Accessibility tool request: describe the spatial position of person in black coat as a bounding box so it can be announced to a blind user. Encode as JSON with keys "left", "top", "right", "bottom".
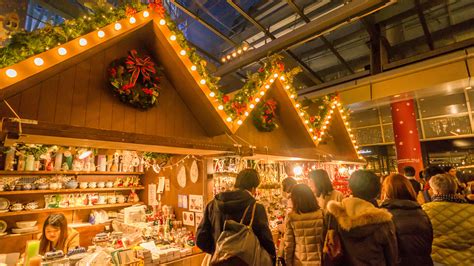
{"left": 403, "top": 166, "right": 422, "bottom": 195}
{"left": 380, "top": 174, "right": 433, "bottom": 266}
{"left": 196, "top": 168, "right": 276, "bottom": 262}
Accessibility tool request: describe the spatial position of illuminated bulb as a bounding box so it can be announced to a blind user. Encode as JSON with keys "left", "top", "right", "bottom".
{"left": 299, "top": 112, "right": 304, "bottom": 117}
{"left": 318, "top": 138, "right": 322, "bottom": 141}
{"left": 114, "top": 22, "right": 122, "bottom": 30}
{"left": 221, "top": 58, "right": 226, "bottom": 63}
{"left": 339, "top": 109, "right": 344, "bottom": 113}
{"left": 331, "top": 105, "right": 336, "bottom": 109}
{"left": 345, "top": 122, "right": 349, "bottom": 126}
{"left": 243, "top": 46, "right": 248, "bottom": 51}
{"left": 245, "top": 112, "right": 249, "bottom": 116}
{"left": 232, "top": 52, "right": 237, "bottom": 57}
{"left": 269, "top": 79, "right": 274, "bottom": 83}
{"left": 305, "top": 120, "right": 309, "bottom": 124}
{"left": 34, "top": 57, "right": 44, "bottom": 66}
{"left": 129, "top": 17, "right": 136, "bottom": 24}
{"left": 200, "top": 79, "right": 206, "bottom": 85}
{"left": 285, "top": 85, "right": 290, "bottom": 90}
{"left": 330, "top": 110, "right": 334, "bottom": 114}
{"left": 237, "top": 120, "right": 243, "bottom": 125}
{"left": 265, "top": 85, "right": 270, "bottom": 89}
{"left": 327, "top": 115, "right": 331, "bottom": 119}
{"left": 337, "top": 102, "right": 341, "bottom": 106}
{"left": 180, "top": 50, "right": 186, "bottom": 56}
{"left": 325, "top": 121, "right": 329, "bottom": 124}
{"left": 323, "top": 125, "right": 327, "bottom": 129}
{"left": 190, "top": 65, "right": 197, "bottom": 71}
{"left": 293, "top": 166, "right": 303, "bottom": 176}
{"left": 290, "top": 94, "right": 295, "bottom": 99}
{"left": 295, "top": 103, "right": 300, "bottom": 108}
{"left": 352, "top": 140, "right": 356, "bottom": 143}
{"left": 313, "top": 136, "right": 317, "bottom": 140}
{"left": 58, "top": 47, "right": 67, "bottom": 56}
{"left": 309, "top": 128, "right": 313, "bottom": 132}
{"left": 226, "top": 117, "right": 232, "bottom": 122}
{"left": 79, "top": 38, "right": 87, "bottom": 46}
{"left": 348, "top": 128, "right": 352, "bottom": 132}
{"left": 209, "top": 92, "right": 215, "bottom": 97}
{"left": 170, "top": 35, "right": 176, "bottom": 41}
{"left": 350, "top": 134, "right": 354, "bottom": 138}
{"left": 342, "top": 116, "right": 347, "bottom": 120}
{"left": 273, "top": 73, "right": 278, "bottom": 78}
{"left": 255, "top": 98, "right": 260, "bottom": 102}
{"left": 237, "top": 49, "right": 242, "bottom": 54}
{"left": 159, "top": 19, "right": 166, "bottom": 25}
{"left": 355, "top": 146, "right": 359, "bottom": 149}
{"left": 5, "top": 69, "right": 17, "bottom": 78}
{"left": 250, "top": 104, "right": 255, "bottom": 109}
{"left": 97, "top": 30, "right": 105, "bottom": 38}
{"left": 226, "top": 55, "right": 231, "bottom": 60}
{"left": 321, "top": 131, "right": 325, "bottom": 135}
{"left": 143, "top": 11, "right": 150, "bottom": 17}
{"left": 280, "top": 76, "right": 285, "bottom": 81}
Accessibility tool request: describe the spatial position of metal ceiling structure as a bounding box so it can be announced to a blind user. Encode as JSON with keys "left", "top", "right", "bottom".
{"left": 19, "top": 0, "right": 474, "bottom": 95}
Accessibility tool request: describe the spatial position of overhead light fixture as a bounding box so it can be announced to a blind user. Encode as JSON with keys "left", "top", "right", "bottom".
{"left": 293, "top": 165, "right": 303, "bottom": 176}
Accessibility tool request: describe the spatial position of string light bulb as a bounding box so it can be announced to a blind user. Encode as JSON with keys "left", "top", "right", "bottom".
{"left": 285, "top": 85, "right": 290, "bottom": 90}
{"left": 114, "top": 22, "right": 122, "bottom": 30}
{"left": 58, "top": 47, "right": 67, "bottom": 56}
{"left": 232, "top": 52, "right": 237, "bottom": 57}
{"left": 226, "top": 117, "right": 232, "bottom": 122}
{"left": 5, "top": 69, "right": 17, "bottom": 78}
{"left": 265, "top": 85, "right": 270, "bottom": 89}
{"left": 255, "top": 98, "right": 260, "bottom": 102}
{"left": 250, "top": 104, "right": 255, "bottom": 109}
{"left": 159, "top": 19, "right": 166, "bottom": 25}
{"left": 226, "top": 55, "right": 231, "bottom": 60}
{"left": 221, "top": 58, "right": 226, "bottom": 63}
{"left": 180, "top": 50, "right": 186, "bottom": 56}
{"left": 270, "top": 79, "right": 274, "bottom": 83}
{"left": 280, "top": 76, "right": 285, "bottom": 81}
{"left": 143, "top": 11, "right": 150, "bottom": 17}
{"left": 97, "top": 30, "right": 105, "bottom": 38}
{"left": 295, "top": 103, "right": 300, "bottom": 108}
{"left": 299, "top": 112, "right": 304, "bottom": 117}
{"left": 190, "top": 65, "right": 197, "bottom": 71}
{"left": 273, "top": 73, "right": 278, "bottom": 78}
{"left": 237, "top": 120, "right": 243, "bottom": 125}
{"left": 245, "top": 112, "right": 249, "bottom": 116}
{"left": 200, "top": 79, "right": 206, "bottom": 85}
{"left": 79, "top": 38, "right": 88, "bottom": 46}
{"left": 129, "top": 17, "right": 136, "bottom": 24}
{"left": 260, "top": 91, "right": 265, "bottom": 96}
{"left": 218, "top": 105, "right": 224, "bottom": 110}
{"left": 209, "top": 92, "right": 215, "bottom": 97}
{"left": 170, "top": 35, "right": 177, "bottom": 41}
{"left": 237, "top": 49, "right": 242, "bottom": 54}
{"left": 34, "top": 57, "right": 44, "bottom": 66}
{"left": 309, "top": 128, "right": 313, "bottom": 132}
{"left": 290, "top": 94, "right": 295, "bottom": 99}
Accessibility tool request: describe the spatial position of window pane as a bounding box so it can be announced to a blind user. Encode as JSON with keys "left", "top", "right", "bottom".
{"left": 422, "top": 115, "right": 472, "bottom": 138}
{"left": 418, "top": 93, "right": 467, "bottom": 117}
{"left": 350, "top": 108, "right": 379, "bottom": 128}
{"left": 354, "top": 127, "right": 383, "bottom": 145}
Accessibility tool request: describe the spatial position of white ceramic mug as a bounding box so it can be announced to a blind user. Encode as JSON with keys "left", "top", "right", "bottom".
{"left": 88, "top": 182, "right": 97, "bottom": 188}
{"left": 106, "top": 181, "right": 114, "bottom": 188}
{"left": 80, "top": 182, "right": 88, "bottom": 189}
{"left": 97, "top": 182, "right": 105, "bottom": 188}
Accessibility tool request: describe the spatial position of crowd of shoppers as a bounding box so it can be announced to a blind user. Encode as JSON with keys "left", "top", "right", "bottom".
{"left": 196, "top": 166, "right": 473, "bottom": 266}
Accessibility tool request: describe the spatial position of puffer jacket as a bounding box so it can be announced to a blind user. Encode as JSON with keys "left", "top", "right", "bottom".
{"left": 284, "top": 210, "right": 324, "bottom": 266}
{"left": 325, "top": 197, "right": 398, "bottom": 266}
{"left": 380, "top": 199, "right": 433, "bottom": 266}
{"left": 422, "top": 201, "right": 474, "bottom": 265}
{"left": 196, "top": 189, "right": 276, "bottom": 261}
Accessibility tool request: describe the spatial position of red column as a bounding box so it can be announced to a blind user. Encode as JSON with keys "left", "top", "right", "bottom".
{"left": 391, "top": 99, "right": 424, "bottom": 175}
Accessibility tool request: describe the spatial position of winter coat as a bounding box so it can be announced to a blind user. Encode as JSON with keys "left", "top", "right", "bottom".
{"left": 196, "top": 189, "right": 276, "bottom": 261}
{"left": 422, "top": 201, "right": 474, "bottom": 265}
{"left": 284, "top": 210, "right": 324, "bottom": 266}
{"left": 380, "top": 199, "right": 433, "bottom": 266}
{"left": 325, "top": 197, "right": 398, "bottom": 266}
{"left": 317, "top": 190, "right": 344, "bottom": 211}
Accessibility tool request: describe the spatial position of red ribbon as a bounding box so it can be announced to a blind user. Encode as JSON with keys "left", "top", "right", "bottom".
{"left": 125, "top": 50, "right": 156, "bottom": 86}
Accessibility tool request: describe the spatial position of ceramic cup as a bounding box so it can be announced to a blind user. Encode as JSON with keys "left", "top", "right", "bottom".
{"left": 9, "top": 203, "right": 24, "bottom": 211}
{"left": 97, "top": 182, "right": 105, "bottom": 188}
{"left": 25, "top": 202, "right": 39, "bottom": 210}
{"left": 80, "top": 182, "right": 88, "bottom": 189}
{"left": 98, "top": 195, "right": 106, "bottom": 204}
{"left": 117, "top": 195, "right": 125, "bottom": 204}
{"left": 49, "top": 183, "right": 58, "bottom": 190}
{"left": 108, "top": 196, "right": 117, "bottom": 204}
{"left": 105, "top": 181, "right": 114, "bottom": 188}
{"left": 88, "top": 182, "right": 97, "bottom": 189}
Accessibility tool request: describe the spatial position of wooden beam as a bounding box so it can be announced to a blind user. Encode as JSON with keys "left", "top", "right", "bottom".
{"left": 415, "top": 0, "right": 435, "bottom": 50}
{"left": 214, "top": 0, "right": 391, "bottom": 77}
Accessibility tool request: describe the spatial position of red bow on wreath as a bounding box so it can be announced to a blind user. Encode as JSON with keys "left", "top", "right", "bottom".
{"left": 125, "top": 50, "right": 156, "bottom": 86}
{"left": 148, "top": 0, "right": 165, "bottom": 17}
{"left": 265, "top": 99, "right": 277, "bottom": 115}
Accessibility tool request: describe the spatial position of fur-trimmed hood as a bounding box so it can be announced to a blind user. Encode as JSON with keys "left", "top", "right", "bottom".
{"left": 327, "top": 197, "right": 393, "bottom": 233}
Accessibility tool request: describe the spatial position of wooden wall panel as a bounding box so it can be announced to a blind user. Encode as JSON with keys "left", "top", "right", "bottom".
{"left": 70, "top": 61, "right": 91, "bottom": 127}
{"left": 37, "top": 75, "right": 60, "bottom": 123}
{"left": 84, "top": 52, "right": 104, "bottom": 129}
{"left": 54, "top": 67, "right": 76, "bottom": 125}
{"left": 18, "top": 83, "right": 40, "bottom": 120}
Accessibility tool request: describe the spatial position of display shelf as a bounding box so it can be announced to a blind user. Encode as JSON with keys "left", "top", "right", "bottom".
{"left": 0, "top": 231, "right": 40, "bottom": 239}
{"left": 0, "top": 171, "right": 144, "bottom": 176}
{"left": 0, "top": 202, "right": 144, "bottom": 217}
{"left": 0, "top": 186, "right": 145, "bottom": 195}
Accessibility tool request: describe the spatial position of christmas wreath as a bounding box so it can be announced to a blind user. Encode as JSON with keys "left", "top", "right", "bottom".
{"left": 108, "top": 50, "right": 162, "bottom": 110}
{"left": 253, "top": 98, "right": 278, "bottom": 132}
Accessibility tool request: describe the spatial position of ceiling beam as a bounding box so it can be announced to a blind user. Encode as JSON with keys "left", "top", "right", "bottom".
{"left": 214, "top": 0, "right": 392, "bottom": 77}
{"left": 285, "top": 0, "right": 354, "bottom": 74}
{"left": 170, "top": 0, "right": 237, "bottom": 46}
{"left": 414, "top": 0, "right": 435, "bottom": 50}
{"left": 226, "top": 0, "right": 323, "bottom": 84}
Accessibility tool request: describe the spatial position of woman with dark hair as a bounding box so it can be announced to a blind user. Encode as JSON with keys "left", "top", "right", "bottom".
{"left": 283, "top": 184, "right": 324, "bottom": 265}
{"left": 39, "top": 213, "right": 79, "bottom": 254}
{"left": 309, "top": 169, "right": 343, "bottom": 210}
{"left": 380, "top": 174, "right": 433, "bottom": 266}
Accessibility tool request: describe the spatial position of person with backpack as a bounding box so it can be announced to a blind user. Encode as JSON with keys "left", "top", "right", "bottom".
{"left": 323, "top": 170, "right": 398, "bottom": 266}
{"left": 196, "top": 168, "right": 276, "bottom": 265}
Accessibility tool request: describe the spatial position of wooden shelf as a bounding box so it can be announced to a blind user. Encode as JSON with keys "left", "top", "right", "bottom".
{"left": 0, "top": 202, "right": 144, "bottom": 217}
{"left": 0, "top": 171, "right": 144, "bottom": 176}
{"left": 0, "top": 186, "right": 145, "bottom": 195}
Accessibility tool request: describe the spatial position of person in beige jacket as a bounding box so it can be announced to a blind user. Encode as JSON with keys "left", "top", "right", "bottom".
{"left": 309, "top": 169, "right": 344, "bottom": 211}
{"left": 284, "top": 184, "right": 324, "bottom": 266}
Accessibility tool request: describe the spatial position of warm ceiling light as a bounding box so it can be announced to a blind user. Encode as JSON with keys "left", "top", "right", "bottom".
{"left": 190, "top": 65, "right": 197, "bottom": 71}
{"left": 143, "top": 11, "right": 150, "bottom": 17}
{"left": 129, "top": 17, "right": 136, "bottom": 24}
{"left": 58, "top": 47, "right": 67, "bottom": 56}
{"left": 34, "top": 57, "right": 44, "bottom": 66}
{"left": 97, "top": 30, "right": 105, "bottom": 38}
{"left": 5, "top": 69, "right": 17, "bottom": 78}
{"left": 79, "top": 38, "right": 88, "bottom": 46}
{"left": 218, "top": 105, "right": 224, "bottom": 110}
{"left": 159, "top": 19, "right": 166, "bottom": 25}
{"left": 170, "top": 35, "right": 177, "bottom": 41}
{"left": 180, "top": 50, "right": 186, "bottom": 56}
{"left": 114, "top": 22, "right": 122, "bottom": 30}
{"left": 200, "top": 79, "right": 206, "bottom": 85}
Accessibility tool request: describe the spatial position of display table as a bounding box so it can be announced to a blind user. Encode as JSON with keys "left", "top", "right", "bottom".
{"left": 161, "top": 252, "right": 205, "bottom": 266}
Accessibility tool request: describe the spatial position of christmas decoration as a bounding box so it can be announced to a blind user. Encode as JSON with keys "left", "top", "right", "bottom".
{"left": 332, "top": 168, "right": 351, "bottom": 196}
{"left": 108, "top": 49, "right": 162, "bottom": 109}
{"left": 253, "top": 98, "right": 278, "bottom": 132}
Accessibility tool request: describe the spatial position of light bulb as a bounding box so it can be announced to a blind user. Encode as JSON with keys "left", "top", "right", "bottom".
{"left": 313, "top": 136, "right": 317, "bottom": 140}
{"left": 330, "top": 110, "right": 334, "bottom": 114}
{"left": 226, "top": 55, "right": 231, "bottom": 60}
{"left": 34, "top": 57, "right": 44, "bottom": 66}
{"left": 348, "top": 128, "right": 352, "bottom": 132}
{"left": 226, "top": 117, "right": 232, "bottom": 122}
{"left": 305, "top": 120, "right": 309, "bottom": 124}
{"left": 129, "top": 17, "right": 136, "bottom": 24}
{"left": 237, "top": 49, "right": 242, "bottom": 54}
{"left": 309, "top": 128, "right": 313, "bottom": 132}
{"left": 352, "top": 140, "right": 356, "bottom": 143}
{"left": 58, "top": 47, "right": 67, "bottom": 56}
{"left": 218, "top": 105, "right": 224, "bottom": 110}
{"left": 200, "top": 79, "right": 206, "bottom": 85}
{"left": 325, "top": 121, "right": 329, "bottom": 124}
{"left": 243, "top": 46, "right": 248, "bottom": 51}
{"left": 245, "top": 112, "right": 249, "bottom": 116}
{"left": 180, "top": 50, "right": 186, "bottom": 56}
{"left": 97, "top": 30, "right": 105, "bottom": 38}
{"left": 280, "top": 76, "right": 285, "bottom": 81}
{"left": 5, "top": 69, "right": 17, "bottom": 78}
{"left": 285, "top": 85, "right": 290, "bottom": 90}
{"left": 237, "top": 120, "right": 243, "bottom": 125}
{"left": 290, "top": 94, "right": 295, "bottom": 99}
{"left": 295, "top": 103, "right": 300, "bottom": 108}
{"left": 114, "top": 22, "right": 122, "bottom": 30}
{"left": 323, "top": 125, "right": 327, "bottom": 129}
{"left": 270, "top": 79, "right": 274, "bottom": 83}
{"left": 232, "top": 52, "right": 237, "bottom": 57}
{"left": 79, "top": 38, "right": 87, "bottom": 46}
{"left": 221, "top": 58, "right": 226, "bottom": 62}
{"left": 209, "top": 92, "right": 215, "bottom": 97}
{"left": 293, "top": 166, "right": 303, "bottom": 176}
{"left": 299, "top": 112, "right": 304, "bottom": 117}
{"left": 255, "top": 98, "right": 260, "bottom": 102}
{"left": 170, "top": 35, "right": 176, "bottom": 41}
{"left": 265, "top": 85, "right": 270, "bottom": 89}
{"left": 321, "top": 131, "right": 325, "bottom": 135}
{"left": 260, "top": 91, "right": 265, "bottom": 96}
{"left": 355, "top": 145, "right": 359, "bottom": 149}
{"left": 345, "top": 122, "right": 349, "bottom": 126}
{"left": 159, "top": 19, "right": 166, "bottom": 25}
{"left": 190, "top": 65, "right": 197, "bottom": 71}
{"left": 273, "top": 73, "right": 278, "bottom": 78}
{"left": 331, "top": 105, "right": 336, "bottom": 109}
{"left": 318, "top": 138, "right": 322, "bottom": 141}
{"left": 143, "top": 11, "right": 150, "bottom": 17}
{"left": 250, "top": 104, "right": 255, "bottom": 109}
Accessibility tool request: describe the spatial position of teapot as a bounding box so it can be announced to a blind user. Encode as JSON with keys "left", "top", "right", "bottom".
{"left": 25, "top": 201, "right": 39, "bottom": 210}
{"left": 9, "top": 202, "right": 24, "bottom": 212}
{"left": 65, "top": 179, "right": 78, "bottom": 189}
{"left": 105, "top": 181, "right": 114, "bottom": 188}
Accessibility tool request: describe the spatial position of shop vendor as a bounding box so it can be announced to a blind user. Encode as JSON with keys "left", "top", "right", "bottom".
{"left": 39, "top": 214, "right": 80, "bottom": 254}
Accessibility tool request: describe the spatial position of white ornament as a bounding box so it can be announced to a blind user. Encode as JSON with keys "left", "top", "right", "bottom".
{"left": 190, "top": 160, "right": 199, "bottom": 183}
{"left": 177, "top": 165, "right": 186, "bottom": 188}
